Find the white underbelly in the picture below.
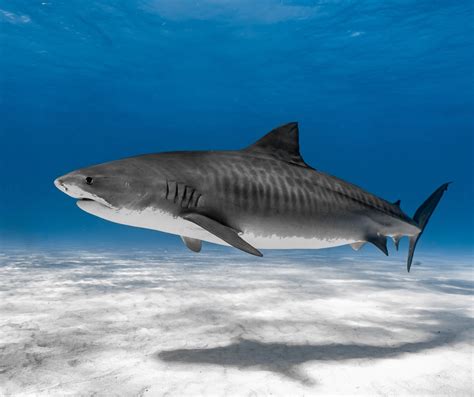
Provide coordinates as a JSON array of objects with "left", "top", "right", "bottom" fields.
[{"left": 77, "top": 202, "right": 355, "bottom": 250}]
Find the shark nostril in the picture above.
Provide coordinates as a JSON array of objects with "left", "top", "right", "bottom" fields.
[{"left": 54, "top": 178, "right": 68, "bottom": 192}]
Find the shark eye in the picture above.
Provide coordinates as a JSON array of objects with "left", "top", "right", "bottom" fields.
[{"left": 85, "top": 177, "right": 94, "bottom": 185}]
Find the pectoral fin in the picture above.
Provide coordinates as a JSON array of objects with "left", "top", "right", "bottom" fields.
[
  {"left": 182, "top": 213, "right": 263, "bottom": 257},
  {"left": 181, "top": 236, "right": 202, "bottom": 253}
]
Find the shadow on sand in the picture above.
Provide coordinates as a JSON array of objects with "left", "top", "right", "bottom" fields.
[{"left": 157, "top": 330, "right": 460, "bottom": 385}]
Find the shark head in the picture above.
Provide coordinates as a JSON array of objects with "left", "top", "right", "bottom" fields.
[{"left": 54, "top": 158, "right": 163, "bottom": 218}]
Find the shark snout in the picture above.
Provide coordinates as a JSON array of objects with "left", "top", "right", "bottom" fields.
[
  {"left": 54, "top": 177, "right": 68, "bottom": 192},
  {"left": 54, "top": 172, "right": 114, "bottom": 209},
  {"left": 53, "top": 173, "right": 88, "bottom": 200}
]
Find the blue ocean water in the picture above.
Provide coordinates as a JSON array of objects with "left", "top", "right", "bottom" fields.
[{"left": 0, "top": 1, "right": 472, "bottom": 251}]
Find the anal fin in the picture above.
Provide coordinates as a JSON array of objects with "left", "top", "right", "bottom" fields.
[
  {"left": 181, "top": 236, "right": 202, "bottom": 253},
  {"left": 367, "top": 234, "right": 388, "bottom": 256},
  {"left": 182, "top": 213, "right": 263, "bottom": 257}
]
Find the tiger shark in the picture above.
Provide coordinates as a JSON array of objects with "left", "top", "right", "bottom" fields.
[{"left": 54, "top": 122, "right": 449, "bottom": 271}]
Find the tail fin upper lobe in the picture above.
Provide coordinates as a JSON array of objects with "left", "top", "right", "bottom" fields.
[{"left": 407, "top": 183, "right": 450, "bottom": 272}]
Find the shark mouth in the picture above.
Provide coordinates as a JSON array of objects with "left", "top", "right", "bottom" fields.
[
  {"left": 54, "top": 178, "right": 113, "bottom": 209},
  {"left": 76, "top": 197, "right": 114, "bottom": 209}
]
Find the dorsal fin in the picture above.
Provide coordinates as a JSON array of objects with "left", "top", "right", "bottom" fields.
[
  {"left": 244, "top": 122, "right": 310, "bottom": 168},
  {"left": 393, "top": 199, "right": 401, "bottom": 207}
]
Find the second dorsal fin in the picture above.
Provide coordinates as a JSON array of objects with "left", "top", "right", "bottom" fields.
[{"left": 244, "top": 122, "right": 310, "bottom": 168}]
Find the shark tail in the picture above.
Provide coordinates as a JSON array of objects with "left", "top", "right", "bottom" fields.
[{"left": 407, "top": 182, "right": 451, "bottom": 272}]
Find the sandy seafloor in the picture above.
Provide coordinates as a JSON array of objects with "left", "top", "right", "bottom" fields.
[{"left": 0, "top": 247, "right": 472, "bottom": 396}]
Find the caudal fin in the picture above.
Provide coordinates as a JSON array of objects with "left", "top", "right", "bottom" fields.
[{"left": 407, "top": 183, "right": 451, "bottom": 272}]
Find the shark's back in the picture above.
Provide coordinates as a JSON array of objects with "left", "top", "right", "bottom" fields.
[
  {"left": 137, "top": 123, "right": 415, "bottom": 243},
  {"left": 153, "top": 150, "right": 410, "bottom": 220}
]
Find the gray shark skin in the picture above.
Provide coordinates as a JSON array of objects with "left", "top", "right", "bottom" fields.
[{"left": 54, "top": 123, "right": 449, "bottom": 271}]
